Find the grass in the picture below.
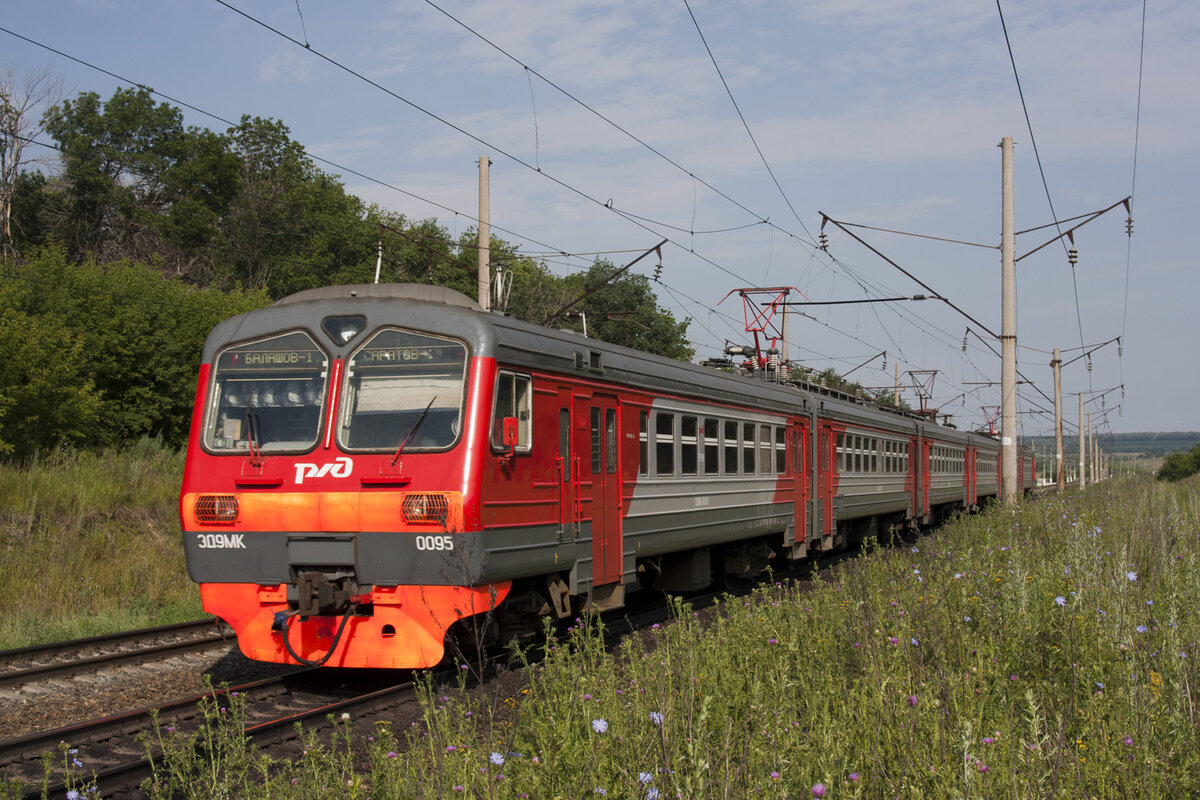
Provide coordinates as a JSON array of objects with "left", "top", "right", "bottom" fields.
[
  {"left": 0, "top": 439, "right": 203, "bottom": 649},
  {"left": 9, "top": 469, "right": 1200, "bottom": 798}
]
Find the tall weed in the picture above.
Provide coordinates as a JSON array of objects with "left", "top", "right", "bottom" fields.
[{"left": 0, "top": 439, "right": 201, "bottom": 647}]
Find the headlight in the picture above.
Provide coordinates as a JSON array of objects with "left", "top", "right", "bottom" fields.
[{"left": 194, "top": 494, "right": 239, "bottom": 524}]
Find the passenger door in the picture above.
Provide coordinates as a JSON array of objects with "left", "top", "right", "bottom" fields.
[
  {"left": 556, "top": 387, "right": 578, "bottom": 543},
  {"left": 583, "top": 394, "right": 622, "bottom": 586},
  {"left": 790, "top": 421, "right": 808, "bottom": 547},
  {"left": 817, "top": 423, "right": 836, "bottom": 537}
]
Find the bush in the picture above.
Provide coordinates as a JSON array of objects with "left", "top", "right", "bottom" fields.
[
  {"left": 1155, "top": 443, "right": 1200, "bottom": 481},
  {"left": 0, "top": 248, "right": 269, "bottom": 457}
]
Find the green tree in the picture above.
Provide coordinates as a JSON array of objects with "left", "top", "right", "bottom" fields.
[
  {"left": 1, "top": 66, "right": 61, "bottom": 263},
  {"left": 1155, "top": 444, "right": 1200, "bottom": 482},
  {"left": 547, "top": 260, "right": 693, "bottom": 361},
  {"left": 3, "top": 248, "right": 269, "bottom": 451},
  {"left": 44, "top": 87, "right": 188, "bottom": 261},
  {"left": 214, "top": 115, "right": 379, "bottom": 295},
  {"left": 0, "top": 308, "right": 103, "bottom": 459}
]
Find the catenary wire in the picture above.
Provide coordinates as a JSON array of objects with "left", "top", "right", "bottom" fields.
[
  {"left": 994, "top": 0, "right": 1089, "bottom": 370},
  {"left": 4, "top": 20, "right": 1059, "bottom": 430}
]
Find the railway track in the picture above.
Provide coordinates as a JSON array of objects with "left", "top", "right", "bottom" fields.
[
  {"left": 0, "top": 619, "right": 232, "bottom": 690},
  {"left": 0, "top": 616, "right": 426, "bottom": 799},
  {"left": 0, "top": 668, "right": 420, "bottom": 799},
  {"left": 0, "top": 545, "right": 862, "bottom": 797}
]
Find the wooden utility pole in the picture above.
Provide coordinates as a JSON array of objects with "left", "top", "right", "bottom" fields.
[
  {"left": 478, "top": 156, "right": 491, "bottom": 311},
  {"left": 1000, "top": 137, "right": 1018, "bottom": 503},
  {"left": 1052, "top": 348, "right": 1064, "bottom": 490}
]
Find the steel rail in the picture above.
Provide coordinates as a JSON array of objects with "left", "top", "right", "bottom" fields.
[{"left": 0, "top": 624, "right": 232, "bottom": 690}]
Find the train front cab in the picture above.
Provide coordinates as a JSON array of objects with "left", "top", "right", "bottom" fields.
[{"left": 181, "top": 297, "right": 515, "bottom": 669}]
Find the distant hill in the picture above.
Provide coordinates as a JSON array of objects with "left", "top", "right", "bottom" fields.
[{"left": 1025, "top": 431, "right": 1200, "bottom": 457}]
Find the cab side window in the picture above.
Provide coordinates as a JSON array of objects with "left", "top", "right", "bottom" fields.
[{"left": 492, "top": 371, "right": 532, "bottom": 452}]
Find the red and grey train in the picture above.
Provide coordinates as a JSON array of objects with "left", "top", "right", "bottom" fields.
[{"left": 180, "top": 283, "right": 1034, "bottom": 669}]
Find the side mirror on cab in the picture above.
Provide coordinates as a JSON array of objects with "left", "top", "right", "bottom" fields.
[{"left": 502, "top": 417, "right": 519, "bottom": 459}]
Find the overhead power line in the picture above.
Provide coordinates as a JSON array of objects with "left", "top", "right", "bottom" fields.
[
  {"left": 417, "top": 0, "right": 818, "bottom": 251},
  {"left": 3, "top": 14, "right": 1089, "bottom": 430},
  {"left": 1122, "top": 0, "right": 1148, "bottom": 347},
  {"left": 210, "top": 0, "right": 792, "bottom": 295},
  {"left": 681, "top": 0, "right": 815, "bottom": 244},
  {"left": 995, "top": 0, "right": 1088, "bottom": 364}
]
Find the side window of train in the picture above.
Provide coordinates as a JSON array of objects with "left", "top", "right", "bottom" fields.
[
  {"left": 759, "top": 425, "right": 773, "bottom": 475},
  {"left": 836, "top": 433, "right": 846, "bottom": 472},
  {"left": 680, "top": 416, "right": 698, "bottom": 475},
  {"left": 742, "top": 422, "right": 756, "bottom": 475},
  {"left": 703, "top": 418, "right": 720, "bottom": 476},
  {"left": 492, "top": 371, "right": 532, "bottom": 452},
  {"left": 639, "top": 411, "right": 649, "bottom": 477},
  {"left": 724, "top": 420, "right": 739, "bottom": 475},
  {"left": 605, "top": 408, "right": 618, "bottom": 475},
  {"left": 590, "top": 408, "right": 602, "bottom": 473},
  {"left": 776, "top": 427, "right": 787, "bottom": 474},
  {"left": 656, "top": 412, "right": 675, "bottom": 476},
  {"left": 560, "top": 409, "right": 571, "bottom": 482}
]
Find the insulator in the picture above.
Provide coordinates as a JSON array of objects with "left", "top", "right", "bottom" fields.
[
  {"left": 768, "top": 352, "right": 780, "bottom": 371},
  {"left": 1126, "top": 217, "right": 1134, "bottom": 237},
  {"left": 653, "top": 262, "right": 663, "bottom": 282},
  {"left": 779, "top": 363, "right": 791, "bottom": 382},
  {"left": 881, "top": 355, "right": 887, "bottom": 370},
  {"left": 746, "top": 355, "right": 759, "bottom": 372},
  {"left": 1118, "top": 343, "right": 1123, "bottom": 357},
  {"left": 962, "top": 335, "right": 968, "bottom": 352},
  {"left": 819, "top": 232, "right": 829, "bottom": 251},
  {"left": 1086, "top": 356, "right": 1093, "bottom": 372},
  {"left": 1102, "top": 396, "right": 1106, "bottom": 408},
  {"left": 1068, "top": 248, "right": 1078, "bottom": 266}
]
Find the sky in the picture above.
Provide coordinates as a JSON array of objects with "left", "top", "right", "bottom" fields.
[{"left": 3, "top": 0, "right": 1196, "bottom": 438}]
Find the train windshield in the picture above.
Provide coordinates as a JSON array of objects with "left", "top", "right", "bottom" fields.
[
  {"left": 339, "top": 328, "right": 467, "bottom": 451},
  {"left": 204, "top": 331, "right": 329, "bottom": 453}
]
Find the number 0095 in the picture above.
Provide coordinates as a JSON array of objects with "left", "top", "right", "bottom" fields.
[{"left": 415, "top": 535, "right": 454, "bottom": 551}]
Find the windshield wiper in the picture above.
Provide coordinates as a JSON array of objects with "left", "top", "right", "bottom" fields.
[
  {"left": 390, "top": 396, "right": 437, "bottom": 466},
  {"left": 244, "top": 408, "right": 265, "bottom": 465}
]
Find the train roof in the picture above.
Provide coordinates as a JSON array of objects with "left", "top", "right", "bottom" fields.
[
  {"left": 204, "top": 283, "right": 1007, "bottom": 449},
  {"left": 275, "top": 283, "right": 481, "bottom": 310}
]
